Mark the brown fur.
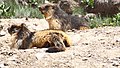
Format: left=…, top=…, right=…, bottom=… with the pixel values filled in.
left=58, top=0, right=73, bottom=15
left=8, top=23, right=72, bottom=53
left=39, top=3, right=89, bottom=31
left=79, top=0, right=120, bottom=16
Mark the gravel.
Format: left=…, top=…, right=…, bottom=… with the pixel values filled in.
left=0, top=18, right=120, bottom=68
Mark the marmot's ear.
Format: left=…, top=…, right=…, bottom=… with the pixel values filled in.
left=46, top=3, right=56, bottom=9
left=51, top=5, right=56, bottom=9
left=21, top=23, right=26, bottom=27
left=38, top=6, right=42, bottom=11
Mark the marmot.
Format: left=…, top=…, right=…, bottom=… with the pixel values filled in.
left=39, top=3, right=89, bottom=31
left=47, top=0, right=73, bottom=15
left=7, top=23, right=73, bottom=53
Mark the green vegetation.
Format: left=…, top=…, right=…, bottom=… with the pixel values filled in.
left=81, top=0, right=94, bottom=8
left=0, top=0, right=43, bottom=18
left=73, top=7, right=85, bottom=15
left=88, top=13, right=120, bottom=28
left=0, top=2, right=11, bottom=18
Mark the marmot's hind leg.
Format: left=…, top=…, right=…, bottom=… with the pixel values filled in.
left=79, top=26, right=89, bottom=30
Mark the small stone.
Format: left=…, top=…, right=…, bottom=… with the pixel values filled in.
left=82, top=43, right=89, bottom=45
left=112, top=63, right=119, bottom=67
left=1, top=52, right=8, bottom=56
left=101, top=42, right=105, bottom=44
left=116, top=57, right=120, bottom=59
left=25, top=17, right=28, bottom=20
left=116, top=39, right=120, bottom=42
left=3, top=63, right=8, bottom=66
left=116, top=40, right=119, bottom=42
left=8, top=52, right=14, bottom=56
left=112, top=43, right=115, bottom=45
left=85, top=43, right=89, bottom=45
left=82, top=58, right=88, bottom=61
left=88, top=54, right=92, bottom=57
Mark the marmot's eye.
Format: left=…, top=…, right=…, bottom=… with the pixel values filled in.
left=12, top=31, right=15, bottom=33
left=45, top=6, right=49, bottom=9
left=52, top=6, right=55, bottom=9
left=13, top=28, right=19, bottom=33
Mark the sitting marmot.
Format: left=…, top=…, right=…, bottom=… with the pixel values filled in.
left=39, top=3, right=89, bottom=31
left=7, top=23, right=73, bottom=53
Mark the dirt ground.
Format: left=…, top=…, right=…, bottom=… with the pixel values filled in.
left=0, top=18, right=120, bottom=68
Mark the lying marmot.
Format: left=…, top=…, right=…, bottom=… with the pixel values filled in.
left=7, top=23, right=72, bottom=53
left=39, top=3, right=89, bottom=31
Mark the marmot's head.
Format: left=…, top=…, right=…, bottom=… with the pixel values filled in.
left=7, top=23, right=27, bottom=35
left=58, top=0, right=72, bottom=15
left=39, top=3, right=56, bottom=19
left=8, top=23, right=32, bottom=49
